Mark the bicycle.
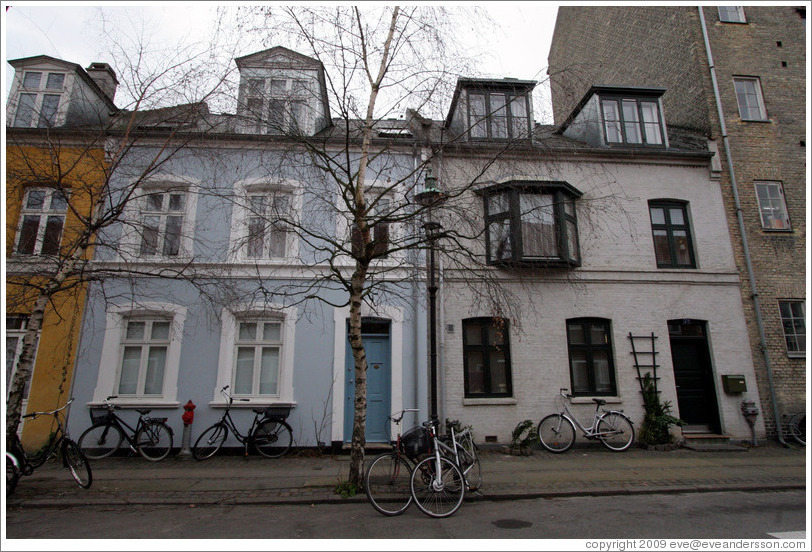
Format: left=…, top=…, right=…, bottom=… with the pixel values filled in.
left=192, top=385, right=293, bottom=460
left=440, top=420, right=482, bottom=492
left=364, top=408, right=422, bottom=516
left=537, top=388, right=635, bottom=453
left=786, top=412, right=805, bottom=446
left=409, top=417, right=467, bottom=518
left=78, top=395, right=174, bottom=461
left=6, top=399, right=92, bottom=496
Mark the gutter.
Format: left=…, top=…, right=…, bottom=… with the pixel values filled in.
left=697, top=7, right=787, bottom=446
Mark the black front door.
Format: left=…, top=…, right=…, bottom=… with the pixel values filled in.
left=668, top=320, right=720, bottom=433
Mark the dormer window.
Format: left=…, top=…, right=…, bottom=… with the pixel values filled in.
left=482, top=181, right=581, bottom=267
left=600, top=96, right=664, bottom=146
left=242, top=76, right=310, bottom=134
left=468, top=90, right=531, bottom=140
left=13, top=71, right=67, bottom=128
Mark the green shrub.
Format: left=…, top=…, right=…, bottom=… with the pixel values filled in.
left=509, top=419, right=540, bottom=454
left=638, top=374, right=683, bottom=446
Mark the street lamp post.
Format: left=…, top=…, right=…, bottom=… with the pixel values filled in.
left=415, top=168, right=446, bottom=420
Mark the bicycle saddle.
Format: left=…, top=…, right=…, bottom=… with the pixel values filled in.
left=592, top=398, right=606, bottom=406
left=135, top=409, right=151, bottom=415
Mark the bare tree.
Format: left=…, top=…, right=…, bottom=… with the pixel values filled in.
left=223, top=5, right=570, bottom=485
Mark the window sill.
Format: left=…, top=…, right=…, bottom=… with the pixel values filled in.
left=739, top=118, right=770, bottom=123
left=87, top=400, right=180, bottom=409
left=463, top=397, right=517, bottom=406
left=787, top=352, right=805, bottom=360
left=209, top=400, right=297, bottom=409
left=762, top=228, right=793, bottom=233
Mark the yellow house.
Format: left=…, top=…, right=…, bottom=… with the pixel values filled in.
left=5, top=56, right=117, bottom=449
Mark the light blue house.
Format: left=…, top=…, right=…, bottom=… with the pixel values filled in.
left=68, top=47, right=431, bottom=449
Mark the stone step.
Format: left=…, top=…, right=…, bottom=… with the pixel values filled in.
left=681, top=433, right=746, bottom=452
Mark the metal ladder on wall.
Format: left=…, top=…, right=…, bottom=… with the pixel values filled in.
left=628, top=332, right=659, bottom=404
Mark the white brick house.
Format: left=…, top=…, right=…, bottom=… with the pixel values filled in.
left=431, top=81, right=764, bottom=444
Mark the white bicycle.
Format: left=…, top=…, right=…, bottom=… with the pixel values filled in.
left=537, top=388, right=635, bottom=453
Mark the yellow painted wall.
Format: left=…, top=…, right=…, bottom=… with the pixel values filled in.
left=6, top=142, right=105, bottom=449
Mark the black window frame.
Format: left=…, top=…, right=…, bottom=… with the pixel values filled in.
left=466, top=89, right=532, bottom=141
left=599, top=95, right=666, bottom=147
left=648, top=200, right=697, bottom=269
left=566, top=318, right=618, bottom=397
left=462, top=317, right=512, bottom=398
left=482, top=181, right=582, bottom=267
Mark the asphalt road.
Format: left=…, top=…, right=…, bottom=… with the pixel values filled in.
left=4, top=489, right=807, bottom=543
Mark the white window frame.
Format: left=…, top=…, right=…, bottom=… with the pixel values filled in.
left=718, top=6, right=746, bottom=23
left=13, top=187, right=70, bottom=256
left=778, top=301, right=805, bottom=358
left=229, top=178, right=301, bottom=264
left=119, top=176, right=200, bottom=262
left=213, top=304, right=297, bottom=406
left=239, top=71, right=316, bottom=135
left=91, top=303, right=186, bottom=407
left=733, top=77, right=768, bottom=121
left=335, top=180, right=405, bottom=267
left=12, top=70, right=67, bottom=128
left=754, top=181, right=791, bottom=231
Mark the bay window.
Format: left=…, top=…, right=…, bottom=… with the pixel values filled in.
left=483, top=181, right=581, bottom=267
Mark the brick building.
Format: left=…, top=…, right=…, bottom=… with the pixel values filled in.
left=548, top=5, right=807, bottom=439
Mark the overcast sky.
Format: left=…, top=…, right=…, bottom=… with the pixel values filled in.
left=2, top=2, right=560, bottom=123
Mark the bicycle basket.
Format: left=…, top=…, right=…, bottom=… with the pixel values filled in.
left=399, top=426, right=431, bottom=459
left=90, top=408, right=112, bottom=425
left=263, top=405, right=291, bottom=420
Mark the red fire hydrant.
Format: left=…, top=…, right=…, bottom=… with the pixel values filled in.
left=182, top=400, right=196, bottom=426
left=180, top=400, right=196, bottom=458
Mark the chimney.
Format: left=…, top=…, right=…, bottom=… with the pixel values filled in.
left=85, top=62, right=118, bottom=102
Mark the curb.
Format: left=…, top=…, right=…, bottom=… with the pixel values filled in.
left=6, top=482, right=806, bottom=509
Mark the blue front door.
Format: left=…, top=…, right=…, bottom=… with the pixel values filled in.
left=344, top=323, right=391, bottom=443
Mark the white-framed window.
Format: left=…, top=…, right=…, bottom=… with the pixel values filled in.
left=91, top=303, right=186, bottom=406
left=230, top=179, right=300, bottom=263
left=778, top=301, right=805, bottom=357
left=733, top=77, right=767, bottom=121
left=245, top=192, right=290, bottom=259
left=214, top=305, right=297, bottom=404
left=14, top=187, right=70, bottom=256
left=117, top=318, right=172, bottom=397
left=233, top=319, right=283, bottom=396
left=718, top=6, right=746, bottom=23
left=13, top=71, right=67, bottom=128
left=240, top=75, right=312, bottom=135
left=6, top=316, right=35, bottom=401
left=754, top=181, right=791, bottom=231
left=120, top=177, right=199, bottom=261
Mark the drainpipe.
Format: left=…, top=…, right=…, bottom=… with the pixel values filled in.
left=697, top=7, right=787, bottom=445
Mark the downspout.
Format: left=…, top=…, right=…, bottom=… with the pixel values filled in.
left=697, top=7, right=787, bottom=445
left=437, top=153, right=446, bottom=427
left=412, top=145, right=423, bottom=414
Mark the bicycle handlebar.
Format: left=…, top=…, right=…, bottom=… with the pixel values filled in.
left=389, top=408, right=419, bottom=423
left=22, top=398, right=74, bottom=419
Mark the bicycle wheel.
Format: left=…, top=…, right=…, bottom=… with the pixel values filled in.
left=456, top=433, right=482, bottom=491
left=6, top=453, right=21, bottom=497
left=193, top=424, right=228, bottom=460
left=253, top=419, right=293, bottom=458
left=365, top=452, right=413, bottom=516
left=537, top=414, right=576, bottom=453
left=788, top=413, right=805, bottom=446
left=410, top=456, right=466, bottom=518
left=62, top=440, right=92, bottom=488
left=597, top=412, right=635, bottom=451
left=136, top=420, right=174, bottom=461
left=78, top=422, right=124, bottom=460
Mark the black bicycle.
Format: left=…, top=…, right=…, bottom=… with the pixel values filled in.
left=192, top=385, right=293, bottom=460
left=78, top=396, right=174, bottom=461
left=6, top=399, right=92, bottom=496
